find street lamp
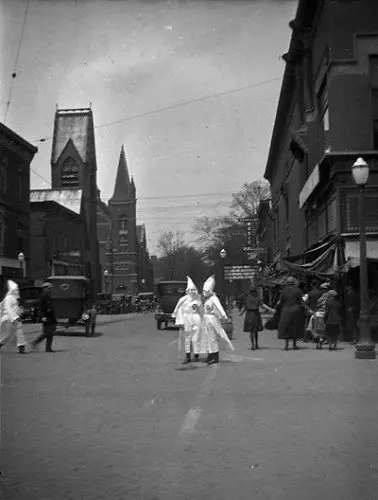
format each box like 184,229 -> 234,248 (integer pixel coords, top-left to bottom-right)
220,249 -> 227,306
351,157 -> 376,360
18,252 -> 25,278
104,270 -> 109,293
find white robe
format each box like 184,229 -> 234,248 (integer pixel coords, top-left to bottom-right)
203,294 -> 235,353
172,294 -> 207,354
0,292 -> 27,348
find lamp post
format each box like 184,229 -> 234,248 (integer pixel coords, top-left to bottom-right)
18,252 -> 25,278
104,270 -> 109,293
351,157 -> 376,360
220,248 -> 227,306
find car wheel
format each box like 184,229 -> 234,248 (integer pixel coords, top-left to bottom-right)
157,321 -> 162,330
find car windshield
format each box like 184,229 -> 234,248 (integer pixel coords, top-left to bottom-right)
156,283 -> 186,296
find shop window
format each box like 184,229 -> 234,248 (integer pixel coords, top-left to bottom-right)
61,157 -> 79,187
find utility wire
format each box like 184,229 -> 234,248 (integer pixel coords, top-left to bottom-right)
3,0 -> 30,123
31,76 -> 282,143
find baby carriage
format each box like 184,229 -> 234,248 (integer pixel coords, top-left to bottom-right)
310,311 -> 328,348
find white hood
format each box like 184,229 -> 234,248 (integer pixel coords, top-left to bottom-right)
203,275 -> 215,294
186,276 -> 197,292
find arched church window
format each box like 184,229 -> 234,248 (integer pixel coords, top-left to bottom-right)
61,157 -> 79,187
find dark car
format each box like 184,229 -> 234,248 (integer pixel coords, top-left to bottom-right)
154,281 -> 186,330
19,285 -> 42,323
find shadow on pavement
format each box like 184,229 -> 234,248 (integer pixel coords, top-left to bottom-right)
55,330 -> 103,338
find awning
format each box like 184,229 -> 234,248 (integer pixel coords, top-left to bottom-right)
344,240 -> 378,268
279,237 -> 344,278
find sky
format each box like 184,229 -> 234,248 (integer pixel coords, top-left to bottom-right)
0,0 -> 297,255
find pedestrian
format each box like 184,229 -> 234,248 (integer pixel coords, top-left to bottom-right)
240,289 -> 274,350
0,280 -> 28,354
172,276 -> 206,364
202,275 -> 235,365
303,279 -> 323,342
323,290 -> 342,350
31,282 -> 57,353
277,276 -> 309,351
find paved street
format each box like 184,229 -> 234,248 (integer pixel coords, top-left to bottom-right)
2,312 -> 378,500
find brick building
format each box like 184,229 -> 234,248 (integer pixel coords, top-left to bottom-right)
264,0 -> 378,265
0,122 -> 37,294
29,191 -> 84,283
50,108 -> 100,300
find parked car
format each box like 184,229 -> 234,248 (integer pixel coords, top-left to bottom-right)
96,292 -> 113,314
19,285 -> 42,323
154,281 -> 186,330
136,292 -> 156,312
47,276 -> 96,336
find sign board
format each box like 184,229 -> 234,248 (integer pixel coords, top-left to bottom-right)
224,265 -> 260,280
299,164 -> 319,209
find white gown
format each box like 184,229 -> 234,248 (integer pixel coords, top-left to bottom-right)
172,294 -> 207,354
203,294 -> 235,353
0,291 -> 27,348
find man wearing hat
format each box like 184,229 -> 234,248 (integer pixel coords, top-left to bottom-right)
277,276 -> 308,350
31,282 -> 57,352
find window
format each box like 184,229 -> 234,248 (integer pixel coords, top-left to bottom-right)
318,77 -> 330,150
119,216 -> 128,231
61,157 -> 79,187
307,217 -> 318,247
341,189 -> 378,233
326,198 -> 337,233
119,234 -> 128,253
0,157 -> 8,194
114,262 -> 128,271
317,209 -> 326,239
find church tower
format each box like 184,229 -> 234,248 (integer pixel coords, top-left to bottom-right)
108,146 -> 138,295
50,107 -> 100,299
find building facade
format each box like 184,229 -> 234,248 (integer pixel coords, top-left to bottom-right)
29,196 -> 84,283
264,0 -> 378,263
0,122 -> 37,294
136,224 -> 154,292
50,108 -> 100,300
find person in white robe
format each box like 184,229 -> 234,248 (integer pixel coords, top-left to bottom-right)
172,276 -> 207,364
202,275 -> 235,365
0,280 -> 28,354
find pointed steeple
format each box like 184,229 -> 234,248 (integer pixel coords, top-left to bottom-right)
109,145 -> 133,202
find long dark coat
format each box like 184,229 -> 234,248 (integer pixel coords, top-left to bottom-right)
277,285 -> 306,340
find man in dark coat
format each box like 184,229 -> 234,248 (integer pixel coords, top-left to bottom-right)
277,276 -> 308,350
31,282 -> 57,352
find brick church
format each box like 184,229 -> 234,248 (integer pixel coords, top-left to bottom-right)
30,106 -> 153,299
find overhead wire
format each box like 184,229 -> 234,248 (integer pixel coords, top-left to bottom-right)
3,0 -> 30,123
30,75 -> 282,144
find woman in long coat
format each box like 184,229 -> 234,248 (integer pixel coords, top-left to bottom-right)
277,277 -> 308,350
323,290 -> 342,350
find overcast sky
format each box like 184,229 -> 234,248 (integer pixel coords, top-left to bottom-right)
0,0 -> 297,254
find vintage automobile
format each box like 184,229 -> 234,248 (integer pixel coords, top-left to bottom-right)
154,281 -> 186,330
19,285 -> 42,323
135,292 -> 156,312
96,292 -> 113,314
47,276 -> 96,336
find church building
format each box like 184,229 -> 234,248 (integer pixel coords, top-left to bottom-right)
97,146 -> 139,296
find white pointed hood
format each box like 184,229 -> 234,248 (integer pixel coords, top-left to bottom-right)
202,275 -> 215,294
7,280 -> 19,295
186,276 -> 197,292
